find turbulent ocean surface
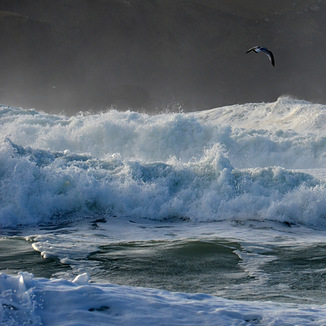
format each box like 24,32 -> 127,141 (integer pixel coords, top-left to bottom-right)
1,96 -> 326,325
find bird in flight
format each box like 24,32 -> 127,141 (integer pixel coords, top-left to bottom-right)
246,46 -> 275,66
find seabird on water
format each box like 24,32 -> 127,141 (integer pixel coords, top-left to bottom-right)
246,46 -> 275,66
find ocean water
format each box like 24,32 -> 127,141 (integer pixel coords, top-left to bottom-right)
1,96 -> 326,325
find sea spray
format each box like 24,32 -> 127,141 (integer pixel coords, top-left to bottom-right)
0,136 -> 324,227
1,99 -> 326,227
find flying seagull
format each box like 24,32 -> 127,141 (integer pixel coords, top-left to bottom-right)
246,46 -> 275,66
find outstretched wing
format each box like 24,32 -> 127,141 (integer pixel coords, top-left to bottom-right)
245,46 -> 258,53
260,48 -> 275,66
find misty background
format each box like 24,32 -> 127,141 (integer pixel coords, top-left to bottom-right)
0,0 -> 325,115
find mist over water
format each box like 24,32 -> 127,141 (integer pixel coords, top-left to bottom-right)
0,0 -> 325,114
1,97 -> 326,228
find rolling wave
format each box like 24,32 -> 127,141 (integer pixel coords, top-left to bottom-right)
1,97 -> 326,227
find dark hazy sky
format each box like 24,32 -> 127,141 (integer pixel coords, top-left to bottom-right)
0,0 -> 325,114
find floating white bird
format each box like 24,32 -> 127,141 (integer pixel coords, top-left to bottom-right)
246,46 -> 275,66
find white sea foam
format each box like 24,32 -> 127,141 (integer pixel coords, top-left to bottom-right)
1,97 -> 326,227
1,272 -> 326,326
2,98 -> 326,325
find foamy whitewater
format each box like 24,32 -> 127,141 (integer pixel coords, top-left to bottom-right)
1,96 -> 326,325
